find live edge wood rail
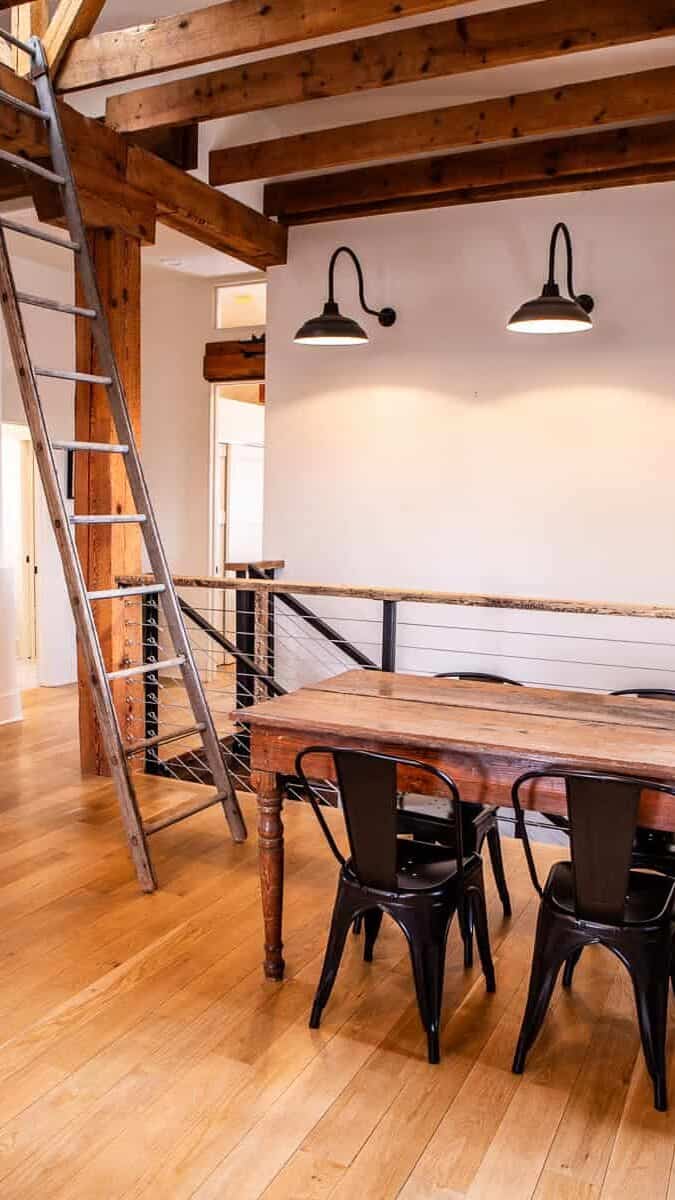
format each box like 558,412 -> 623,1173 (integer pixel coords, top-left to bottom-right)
118,574 -> 675,620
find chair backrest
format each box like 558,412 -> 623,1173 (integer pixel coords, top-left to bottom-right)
611,688 -> 675,701
295,746 -> 463,892
512,768 -> 675,923
436,671 -> 523,686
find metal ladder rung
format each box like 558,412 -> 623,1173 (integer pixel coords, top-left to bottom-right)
18,292 -> 97,319
124,723 -> 207,758
0,148 -> 64,185
0,28 -> 35,56
36,367 -> 112,385
0,90 -> 48,121
87,584 -> 165,601
52,440 -> 129,454
70,513 -> 146,525
144,793 -> 229,837
108,655 -> 185,682
0,217 -> 80,252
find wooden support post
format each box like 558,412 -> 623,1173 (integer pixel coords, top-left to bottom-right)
11,0 -> 48,75
75,228 -> 141,775
254,589 -> 270,703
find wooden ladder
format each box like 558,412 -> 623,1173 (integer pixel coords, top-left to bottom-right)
0,33 -> 246,890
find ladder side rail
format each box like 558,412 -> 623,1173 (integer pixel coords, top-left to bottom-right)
29,38 -> 245,843
0,228 -> 156,892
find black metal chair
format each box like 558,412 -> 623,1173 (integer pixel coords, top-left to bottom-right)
295,746 -> 496,1064
395,672 -> 517,965
610,689 -> 675,873
511,767 -> 675,1111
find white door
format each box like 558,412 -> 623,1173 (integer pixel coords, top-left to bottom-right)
225,442 -> 264,563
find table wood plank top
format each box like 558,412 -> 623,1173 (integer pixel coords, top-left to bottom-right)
239,670 -> 675,780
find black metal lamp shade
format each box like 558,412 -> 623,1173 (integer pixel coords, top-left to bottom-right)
508,223 -> 595,335
294,300 -> 369,346
294,246 -> 396,347
508,284 -> 594,335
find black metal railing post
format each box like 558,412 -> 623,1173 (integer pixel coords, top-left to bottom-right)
142,590 -> 165,776
381,599 -> 397,672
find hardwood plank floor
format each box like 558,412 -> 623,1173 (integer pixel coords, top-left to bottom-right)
2,684 -> 675,1199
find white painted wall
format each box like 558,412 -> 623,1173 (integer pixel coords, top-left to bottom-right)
1,254 -> 77,688
264,182 -> 675,693
141,264 -> 215,575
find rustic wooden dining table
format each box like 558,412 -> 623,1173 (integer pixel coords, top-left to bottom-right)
236,669 -> 675,980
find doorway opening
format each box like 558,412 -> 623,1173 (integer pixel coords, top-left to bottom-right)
1,422 -> 37,690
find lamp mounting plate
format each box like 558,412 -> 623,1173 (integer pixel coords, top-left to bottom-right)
378,307 -> 397,327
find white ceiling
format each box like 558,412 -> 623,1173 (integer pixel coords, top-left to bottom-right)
51,0 -> 675,274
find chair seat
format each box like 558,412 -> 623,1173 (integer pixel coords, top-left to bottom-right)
545,861 -> 675,924
346,839 -> 482,893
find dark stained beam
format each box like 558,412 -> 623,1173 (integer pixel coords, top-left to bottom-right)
106,0 -> 675,134
203,337 -> 265,382
210,64 -> 675,185
56,0 -> 472,94
124,125 -> 199,172
264,119 -> 675,223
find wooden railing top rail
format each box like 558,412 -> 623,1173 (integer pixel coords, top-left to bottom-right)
212,560 -> 284,572
118,572 -> 675,621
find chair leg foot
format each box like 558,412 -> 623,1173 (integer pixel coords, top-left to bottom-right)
654,1075 -> 668,1112
512,1042 -> 526,1075
427,1027 -> 440,1065
309,1003 -> 322,1029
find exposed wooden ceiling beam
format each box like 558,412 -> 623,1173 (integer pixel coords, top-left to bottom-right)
264,119 -> 675,223
106,0 -> 675,135
125,146 -> 286,268
43,0 -> 108,75
0,64 -> 286,267
210,64 -> 675,185
56,0 -> 471,94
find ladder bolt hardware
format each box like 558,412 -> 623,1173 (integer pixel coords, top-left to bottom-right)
0,36 -> 246,891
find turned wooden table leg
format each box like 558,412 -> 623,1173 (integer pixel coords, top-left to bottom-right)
253,768 -> 285,980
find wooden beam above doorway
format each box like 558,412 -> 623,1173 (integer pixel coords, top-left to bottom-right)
204,337 -> 266,383
105,0 -> 675,134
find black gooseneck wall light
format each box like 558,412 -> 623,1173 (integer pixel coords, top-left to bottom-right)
294,246 -> 396,346
507,222 -> 595,335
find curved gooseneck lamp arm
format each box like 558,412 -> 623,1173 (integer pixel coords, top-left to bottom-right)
545,222 -> 594,313
327,246 -> 396,327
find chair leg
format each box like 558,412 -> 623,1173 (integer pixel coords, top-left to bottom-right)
352,914 -> 363,936
468,884 -> 496,993
629,947 -> 670,1112
310,880 -> 358,1030
486,825 -> 512,918
363,908 -> 384,963
562,946 -> 583,989
512,907 -> 571,1075
397,905 -> 450,1065
458,894 -> 474,968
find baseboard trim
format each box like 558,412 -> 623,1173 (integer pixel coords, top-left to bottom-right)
0,689 -> 22,725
